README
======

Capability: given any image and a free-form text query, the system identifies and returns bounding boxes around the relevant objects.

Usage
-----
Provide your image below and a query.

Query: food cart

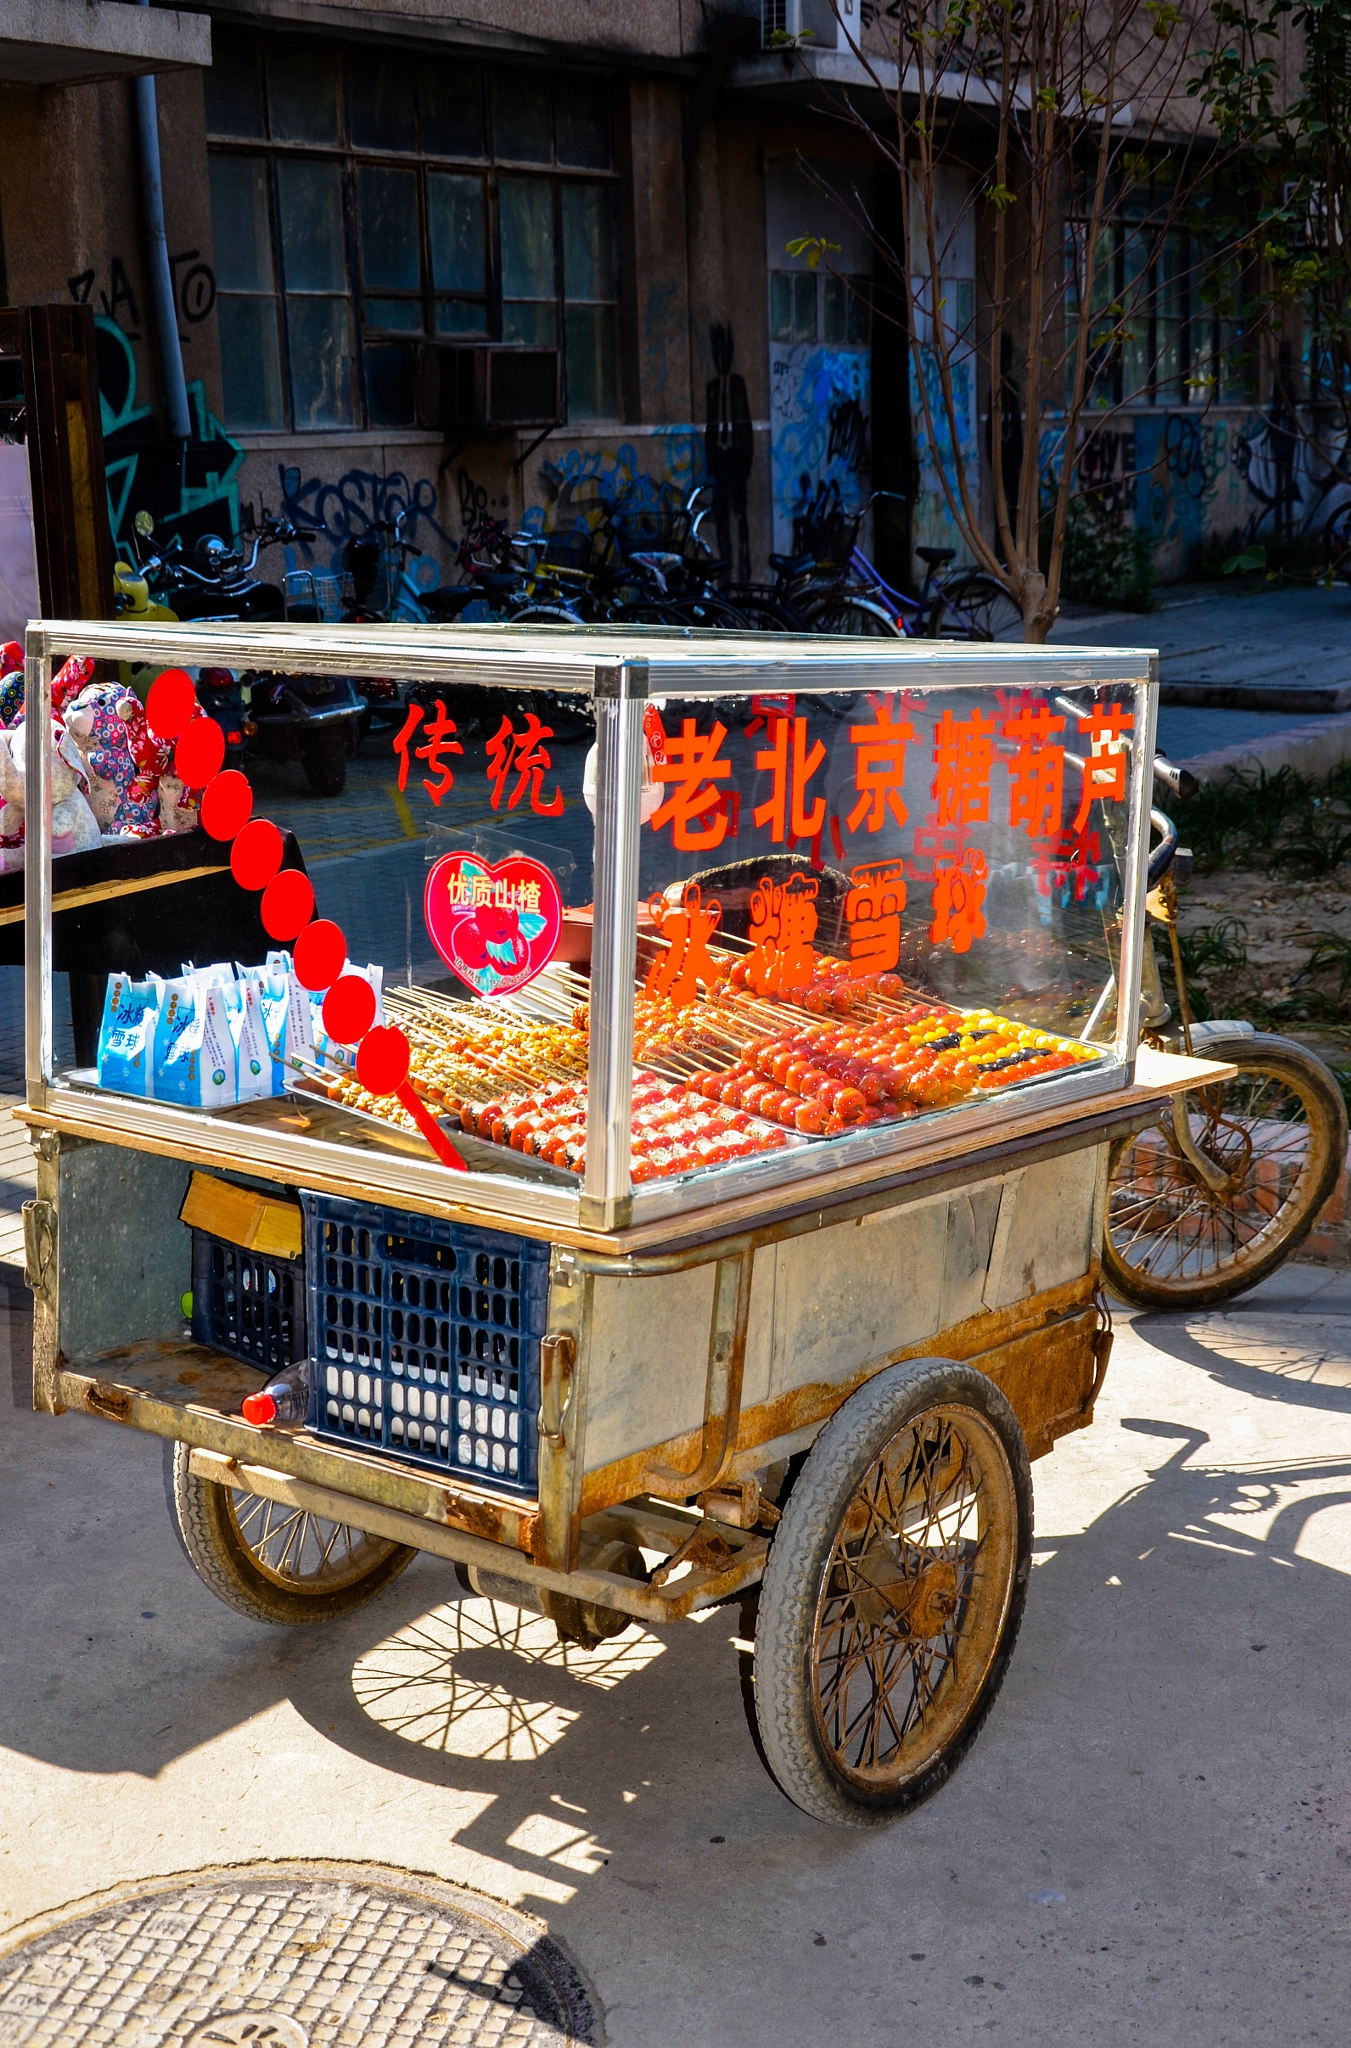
[19,619,1227,1828]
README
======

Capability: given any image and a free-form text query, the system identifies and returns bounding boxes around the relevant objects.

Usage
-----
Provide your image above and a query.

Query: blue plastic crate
[301,1193,550,1495]
[190,1231,306,1375]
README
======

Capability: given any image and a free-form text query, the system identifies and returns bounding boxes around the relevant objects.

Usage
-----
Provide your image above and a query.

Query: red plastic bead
[145,668,197,740]
[259,869,315,942]
[200,770,253,841]
[175,716,225,788]
[293,918,347,991]
[231,818,285,892]
[356,1025,411,1096]
[322,974,377,1046]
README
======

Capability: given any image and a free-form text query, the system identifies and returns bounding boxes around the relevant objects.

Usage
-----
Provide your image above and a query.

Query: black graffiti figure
[705,323,753,585]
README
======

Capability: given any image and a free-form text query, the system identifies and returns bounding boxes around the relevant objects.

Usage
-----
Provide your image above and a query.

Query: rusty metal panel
[582,1263,718,1472]
[938,1179,1003,1329]
[986,1148,1099,1308]
[768,1191,950,1400]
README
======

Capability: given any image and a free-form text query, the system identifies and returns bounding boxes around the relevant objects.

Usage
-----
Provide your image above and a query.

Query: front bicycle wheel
[802,594,904,637]
[935,573,1023,641]
[1102,1034,1347,1308]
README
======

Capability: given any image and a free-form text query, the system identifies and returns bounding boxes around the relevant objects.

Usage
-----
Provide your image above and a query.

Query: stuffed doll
[0,643,23,730]
[0,718,101,857]
[63,684,162,838]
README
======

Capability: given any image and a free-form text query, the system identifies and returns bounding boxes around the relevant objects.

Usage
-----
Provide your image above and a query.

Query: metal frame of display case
[23,618,1158,1241]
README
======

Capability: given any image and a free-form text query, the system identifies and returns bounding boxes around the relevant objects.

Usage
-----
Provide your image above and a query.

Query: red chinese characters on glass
[754,713,826,844]
[848,695,915,835]
[393,700,464,807]
[931,706,996,827]
[646,882,725,1008]
[930,850,989,954]
[649,717,734,851]
[845,860,907,978]
[1031,827,1103,903]
[1003,697,1066,840]
[486,713,565,817]
[746,872,821,996]
[1071,704,1134,831]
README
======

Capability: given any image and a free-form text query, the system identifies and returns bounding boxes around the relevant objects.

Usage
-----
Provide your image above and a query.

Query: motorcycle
[119,512,366,796]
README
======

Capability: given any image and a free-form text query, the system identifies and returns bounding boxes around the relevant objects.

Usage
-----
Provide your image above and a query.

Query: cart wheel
[1102,1033,1348,1309]
[751,1357,1031,1827]
[167,1443,416,1626]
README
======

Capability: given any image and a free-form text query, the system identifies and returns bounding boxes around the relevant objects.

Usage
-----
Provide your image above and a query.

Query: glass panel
[847,276,870,345]
[504,302,557,346]
[267,40,340,145]
[769,271,793,343]
[363,298,422,332]
[216,296,284,430]
[822,273,846,344]
[1120,228,1149,403]
[276,159,347,292]
[365,341,417,426]
[429,173,486,293]
[358,166,421,291]
[205,29,265,138]
[565,304,616,419]
[1157,231,1183,401]
[792,272,816,343]
[347,51,417,152]
[287,296,355,427]
[209,155,275,294]
[421,62,485,157]
[436,299,488,335]
[493,72,553,162]
[561,183,614,303]
[556,82,610,168]
[500,177,555,298]
[628,682,1136,1185]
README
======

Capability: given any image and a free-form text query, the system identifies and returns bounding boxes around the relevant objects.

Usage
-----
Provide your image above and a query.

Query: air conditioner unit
[417,345,563,432]
[762,0,840,49]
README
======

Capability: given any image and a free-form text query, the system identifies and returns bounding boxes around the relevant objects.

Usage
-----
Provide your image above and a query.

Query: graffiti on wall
[908,328,976,561]
[94,316,243,555]
[521,431,705,551]
[71,253,216,345]
[770,343,871,558]
[276,464,452,550]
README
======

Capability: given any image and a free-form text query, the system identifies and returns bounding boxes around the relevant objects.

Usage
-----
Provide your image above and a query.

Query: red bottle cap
[241,1391,278,1426]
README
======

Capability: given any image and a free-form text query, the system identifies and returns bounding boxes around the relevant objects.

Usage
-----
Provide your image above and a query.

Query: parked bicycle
[1098,747,1347,1307]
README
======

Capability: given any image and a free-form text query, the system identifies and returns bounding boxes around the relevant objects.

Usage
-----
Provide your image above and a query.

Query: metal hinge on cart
[22,1198,56,1307]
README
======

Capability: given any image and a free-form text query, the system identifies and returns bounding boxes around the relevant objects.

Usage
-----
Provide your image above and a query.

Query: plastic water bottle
[241,1360,308,1427]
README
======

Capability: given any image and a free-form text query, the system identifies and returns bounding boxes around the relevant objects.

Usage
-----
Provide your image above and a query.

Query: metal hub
[0,1861,598,2047]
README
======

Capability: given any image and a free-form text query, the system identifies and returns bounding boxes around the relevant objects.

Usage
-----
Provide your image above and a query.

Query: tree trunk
[1018,569,1056,643]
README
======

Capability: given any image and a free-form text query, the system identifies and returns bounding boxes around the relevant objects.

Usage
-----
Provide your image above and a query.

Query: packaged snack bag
[229,975,271,1102]
[200,978,240,1109]
[238,958,289,1093]
[311,961,384,1072]
[97,972,163,1096]
[154,977,205,1105]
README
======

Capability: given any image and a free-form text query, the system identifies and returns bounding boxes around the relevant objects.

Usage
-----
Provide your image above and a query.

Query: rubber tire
[167,1442,417,1626]
[1101,1032,1349,1310]
[300,726,347,796]
[933,573,1024,641]
[752,1356,1033,1828]
[801,594,904,637]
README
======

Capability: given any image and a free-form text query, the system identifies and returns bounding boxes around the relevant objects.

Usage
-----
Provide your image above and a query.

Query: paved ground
[1049,580,1351,761]
[2,1261,1349,2046]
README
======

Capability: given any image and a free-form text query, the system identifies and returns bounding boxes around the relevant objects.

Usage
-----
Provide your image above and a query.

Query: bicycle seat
[474,571,519,595]
[769,552,814,578]
[915,546,957,567]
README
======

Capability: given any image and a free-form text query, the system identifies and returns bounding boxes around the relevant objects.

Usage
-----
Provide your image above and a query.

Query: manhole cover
[0,1860,599,2047]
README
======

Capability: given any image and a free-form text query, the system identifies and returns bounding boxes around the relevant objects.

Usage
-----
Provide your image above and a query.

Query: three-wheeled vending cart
[20,620,1226,1826]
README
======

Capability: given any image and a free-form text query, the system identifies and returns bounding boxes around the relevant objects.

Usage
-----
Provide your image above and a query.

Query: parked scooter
[121,512,366,796]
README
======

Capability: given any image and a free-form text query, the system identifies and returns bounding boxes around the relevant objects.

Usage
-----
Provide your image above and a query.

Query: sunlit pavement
[2,1262,1350,2045]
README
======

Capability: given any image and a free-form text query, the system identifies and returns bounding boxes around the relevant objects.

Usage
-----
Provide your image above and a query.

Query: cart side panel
[985,1149,1101,1309]
[55,1138,191,1362]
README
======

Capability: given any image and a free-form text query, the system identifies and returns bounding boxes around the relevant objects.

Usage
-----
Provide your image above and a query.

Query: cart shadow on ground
[5,1274,1351,1913]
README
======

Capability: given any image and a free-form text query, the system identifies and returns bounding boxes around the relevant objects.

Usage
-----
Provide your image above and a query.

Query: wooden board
[179,1172,303,1259]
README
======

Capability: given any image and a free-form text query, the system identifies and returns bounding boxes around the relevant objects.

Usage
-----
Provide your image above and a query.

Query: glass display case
[23,622,1156,1234]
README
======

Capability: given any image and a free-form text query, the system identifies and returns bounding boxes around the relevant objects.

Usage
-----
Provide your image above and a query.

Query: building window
[205,31,620,432]
[1070,184,1254,410]
[768,270,870,346]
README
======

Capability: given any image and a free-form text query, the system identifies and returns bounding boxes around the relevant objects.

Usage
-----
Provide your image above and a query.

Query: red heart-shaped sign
[424,851,563,996]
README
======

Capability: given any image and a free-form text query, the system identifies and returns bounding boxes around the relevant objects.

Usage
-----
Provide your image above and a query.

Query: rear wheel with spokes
[934,573,1023,640]
[802,594,905,637]
[168,1442,416,1625]
[1102,1034,1347,1308]
[751,1357,1031,1826]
